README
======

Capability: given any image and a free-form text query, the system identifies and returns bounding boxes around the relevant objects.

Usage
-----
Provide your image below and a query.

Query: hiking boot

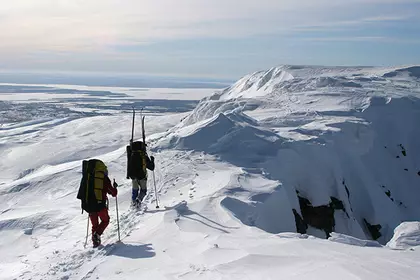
[92,232,101,248]
[135,198,141,208]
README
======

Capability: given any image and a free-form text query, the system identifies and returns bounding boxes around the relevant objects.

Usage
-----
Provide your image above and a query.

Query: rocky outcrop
[364,219,382,240]
[294,191,347,238]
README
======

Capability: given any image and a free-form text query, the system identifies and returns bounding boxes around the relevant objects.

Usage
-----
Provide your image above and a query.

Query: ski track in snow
[1,65,420,279]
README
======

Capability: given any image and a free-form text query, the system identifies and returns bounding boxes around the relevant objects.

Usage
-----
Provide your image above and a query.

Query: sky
[1,0,420,79]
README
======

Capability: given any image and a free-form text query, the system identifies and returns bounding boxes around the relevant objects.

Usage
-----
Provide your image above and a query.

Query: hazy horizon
[0,71,234,89]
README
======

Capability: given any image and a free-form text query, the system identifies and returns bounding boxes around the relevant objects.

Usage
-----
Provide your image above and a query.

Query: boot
[92,232,101,248]
[138,188,147,202]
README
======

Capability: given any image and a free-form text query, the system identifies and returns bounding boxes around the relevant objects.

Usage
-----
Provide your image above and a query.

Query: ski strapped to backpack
[77,159,108,213]
[141,108,145,144]
[126,108,148,180]
[126,107,160,208]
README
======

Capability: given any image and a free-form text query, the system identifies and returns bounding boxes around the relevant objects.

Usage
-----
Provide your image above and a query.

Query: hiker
[126,141,155,207]
[77,159,118,247]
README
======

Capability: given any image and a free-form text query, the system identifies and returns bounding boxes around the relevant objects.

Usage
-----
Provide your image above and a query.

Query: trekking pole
[152,170,160,209]
[113,179,121,242]
[84,214,89,248]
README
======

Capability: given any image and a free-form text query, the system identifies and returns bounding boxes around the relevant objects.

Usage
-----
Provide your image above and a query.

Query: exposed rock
[399,144,407,156]
[330,196,345,211]
[342,180,354,212]
[292,209,307,234]
[343,180,350,199]
[297,194,337,238]
[364,218,382,240]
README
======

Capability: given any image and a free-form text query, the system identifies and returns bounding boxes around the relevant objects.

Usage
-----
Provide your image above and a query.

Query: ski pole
[152,170,159,209]
[113,179,121,242]
[84,214,89,248]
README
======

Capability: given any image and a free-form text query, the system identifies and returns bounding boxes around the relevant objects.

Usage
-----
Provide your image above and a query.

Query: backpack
[77,159,108,213]
[127,141,147,180]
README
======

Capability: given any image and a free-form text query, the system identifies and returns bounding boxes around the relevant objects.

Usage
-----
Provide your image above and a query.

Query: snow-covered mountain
[158,65,420,243]
[214,65,420,101]
[1,66,420,279]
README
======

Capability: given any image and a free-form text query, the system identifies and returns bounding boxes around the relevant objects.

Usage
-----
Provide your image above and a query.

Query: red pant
[89,207,110,237]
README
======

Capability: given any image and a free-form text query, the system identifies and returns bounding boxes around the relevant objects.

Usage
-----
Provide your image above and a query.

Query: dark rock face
[293,185,385,241]
[329,197,344,211]
[294,193,345,238]
[342,180,354,212]
[363,219,382,240]
[292,209,307,234]
[303,205,334,238]
[399,144,407,156]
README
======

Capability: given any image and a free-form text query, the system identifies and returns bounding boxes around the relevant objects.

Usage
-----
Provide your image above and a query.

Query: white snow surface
[386,222,420,250]
[1,65,420,279]
[0,83,215,101]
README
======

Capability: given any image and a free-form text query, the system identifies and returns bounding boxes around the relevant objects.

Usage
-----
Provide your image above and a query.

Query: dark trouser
[132,179,147,202]
[89,207,109,238]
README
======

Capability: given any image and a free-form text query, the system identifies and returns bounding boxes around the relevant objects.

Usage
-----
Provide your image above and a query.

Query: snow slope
[1,67,420,279]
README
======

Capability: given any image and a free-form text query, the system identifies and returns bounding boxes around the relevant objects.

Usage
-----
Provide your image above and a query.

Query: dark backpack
[127,141,147,180]
[77,159,108,213]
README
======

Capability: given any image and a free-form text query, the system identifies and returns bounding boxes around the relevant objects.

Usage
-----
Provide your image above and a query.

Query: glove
[150,156,155,162]
[113,180,118,188]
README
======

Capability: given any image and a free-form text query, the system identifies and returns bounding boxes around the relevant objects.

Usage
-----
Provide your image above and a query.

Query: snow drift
[386,222,420,250]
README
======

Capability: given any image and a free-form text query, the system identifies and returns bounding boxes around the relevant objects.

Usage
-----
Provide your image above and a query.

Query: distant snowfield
[0,83,216,100]
[1,65,420,280]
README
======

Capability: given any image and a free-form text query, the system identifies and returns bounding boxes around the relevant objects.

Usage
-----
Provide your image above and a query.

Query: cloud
[300,36,420,44]
[302,36,389,42]
[1,0,418,54]
[0,0,419,76]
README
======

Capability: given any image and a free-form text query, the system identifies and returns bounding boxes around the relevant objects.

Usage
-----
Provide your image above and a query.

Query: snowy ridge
[381,66,420,79]
[155,65,420,244]
[212,66,294,100]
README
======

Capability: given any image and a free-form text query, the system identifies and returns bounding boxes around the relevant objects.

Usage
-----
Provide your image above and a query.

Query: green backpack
[77,159,108,213]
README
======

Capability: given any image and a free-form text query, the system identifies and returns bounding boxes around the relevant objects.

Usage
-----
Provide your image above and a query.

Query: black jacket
[126,145,155,179]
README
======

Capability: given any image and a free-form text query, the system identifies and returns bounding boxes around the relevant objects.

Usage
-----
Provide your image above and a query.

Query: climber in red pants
[77,159,118,248]
[88,172,117,247]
